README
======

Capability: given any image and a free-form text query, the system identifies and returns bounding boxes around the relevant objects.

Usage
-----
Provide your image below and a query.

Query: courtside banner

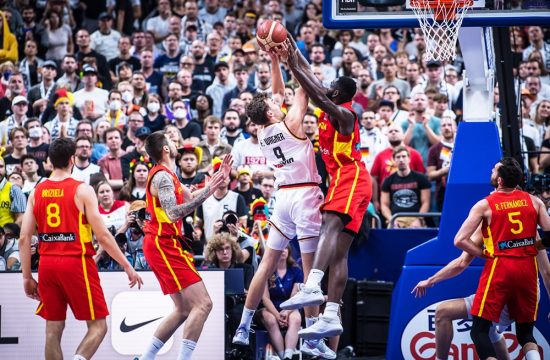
[0,271,224,359]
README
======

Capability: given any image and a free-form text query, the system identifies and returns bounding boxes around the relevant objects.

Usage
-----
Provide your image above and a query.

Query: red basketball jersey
[143,164,185,237]
[318,102,364,176]
[481,190,538,257]
[34,178,94,256]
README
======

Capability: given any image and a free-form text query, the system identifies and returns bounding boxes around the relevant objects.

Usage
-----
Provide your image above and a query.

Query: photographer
[213,210,258,271]
[114,200,149,270]
[0,223,21,271]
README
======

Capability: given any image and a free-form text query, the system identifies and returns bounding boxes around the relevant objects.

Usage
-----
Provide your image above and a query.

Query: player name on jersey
[494,199,529,211]
[260,133,285,146]
[41,189,65,197]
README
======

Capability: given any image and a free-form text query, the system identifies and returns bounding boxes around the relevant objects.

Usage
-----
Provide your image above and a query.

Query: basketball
[256,20,287,51]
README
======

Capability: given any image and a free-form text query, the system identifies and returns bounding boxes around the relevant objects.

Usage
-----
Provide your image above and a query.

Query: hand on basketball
[411,279,433,298]
[284,39,299,66]
[24,277,40,301]
[268,42,289,63]
[125,266,144,289]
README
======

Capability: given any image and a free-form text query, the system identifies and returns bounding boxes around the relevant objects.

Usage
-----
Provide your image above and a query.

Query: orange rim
[410,0,474,21]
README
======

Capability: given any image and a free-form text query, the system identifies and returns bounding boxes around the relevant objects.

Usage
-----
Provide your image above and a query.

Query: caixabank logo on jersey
[401,301,549,359]
[110,291,174,355]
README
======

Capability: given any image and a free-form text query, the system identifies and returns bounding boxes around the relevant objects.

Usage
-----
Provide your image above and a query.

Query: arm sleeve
[418,173,432,189]
[10,185,27,213]
[381,176,391,192]
[427,144,439,167]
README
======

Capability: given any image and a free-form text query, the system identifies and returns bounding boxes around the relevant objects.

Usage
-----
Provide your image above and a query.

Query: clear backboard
[324,0,550,29]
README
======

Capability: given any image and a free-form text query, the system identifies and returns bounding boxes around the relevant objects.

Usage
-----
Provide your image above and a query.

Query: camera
[218,211,239,233]
[525,173,550,195]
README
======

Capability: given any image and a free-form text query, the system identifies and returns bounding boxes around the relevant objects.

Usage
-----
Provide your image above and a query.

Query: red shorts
[471,256,538,323]
[322,163,372,234]
[143,234,202,295]
[36,255,108,321]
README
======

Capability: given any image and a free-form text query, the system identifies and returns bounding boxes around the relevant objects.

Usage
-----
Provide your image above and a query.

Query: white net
[410,0,474,61]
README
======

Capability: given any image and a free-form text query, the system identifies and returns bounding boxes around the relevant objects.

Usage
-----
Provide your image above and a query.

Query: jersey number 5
[508,211,523,235]
[46,203,61,228]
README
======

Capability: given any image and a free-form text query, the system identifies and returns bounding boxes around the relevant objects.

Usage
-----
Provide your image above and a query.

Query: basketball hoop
[410,0,474,61]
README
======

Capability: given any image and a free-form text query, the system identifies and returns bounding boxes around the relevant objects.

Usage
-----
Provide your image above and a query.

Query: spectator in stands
[172,99,202,145]
[130,72,148,107]
[260,175,277,216]
[523,26,550,70]
[525,76,547,109]
[7,172,23,188]
[74,65,109,121]
[0,11,18,65]
[164,124,186,149]
[71,136,101,185]
[45,89,79,140]
[0,72,25,121]
[180,0,212,42]
[25,118,48,171]
[109,36,141,83]
[4,127,28,175]
[90,12,121,62]
[145,0,172,42]
[19,39,44,91]
[177,145,206,187]
[119,161,149,202]
[221,108,246,146]
[0,223,20,271]
[121,126,150,181]
[405,61,422,89]
[20,155,44,198]
[96,180,129,234]
[251,61,272,95]
[432,93,450,119]
[144,93,168,132]
[231,118,271,183]
[98,127,125,192]
[360,110,389,171]
[257,244,303,360]
[427,113,457,212]
[27,60,57,117]
[139,49,164,96]
[154,33,182,80]
[0,156,26,227]
[122,108,145,151]
[222,64,255,115]
[198,116,233,171]
[402,92,441,163]
[0,96,28,146]
[56,54,83,93]
[381,146,431,228]
[75,29,112,90]
[382,85,409,125]
[234,166,263,207]
[413,60,458,105]
[369,55,411,100]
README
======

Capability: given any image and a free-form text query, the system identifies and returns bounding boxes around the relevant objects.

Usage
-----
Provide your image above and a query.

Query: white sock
[140,336,164,360]
[177,339,197,360]
[277,351,285,359]
[305,316,318,327]
[323,302,340,319]
[305,269,324,289]
[284,348,294,358]
[525,349,541,360]
[238,307,255,330]
[73,355,86,360]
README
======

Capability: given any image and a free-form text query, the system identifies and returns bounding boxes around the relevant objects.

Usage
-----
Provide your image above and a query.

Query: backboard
[324,0,550,29]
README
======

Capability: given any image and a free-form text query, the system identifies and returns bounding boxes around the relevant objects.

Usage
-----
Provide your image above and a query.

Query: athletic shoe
[301,339,336,359]
[280,284,325,310]
[298,315,343,340]
[232,326,250,346]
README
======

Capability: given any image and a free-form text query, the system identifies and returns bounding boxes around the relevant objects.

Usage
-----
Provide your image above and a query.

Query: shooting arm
[153,171,214,223]
[271,54,285,105]
[285,87,308,137]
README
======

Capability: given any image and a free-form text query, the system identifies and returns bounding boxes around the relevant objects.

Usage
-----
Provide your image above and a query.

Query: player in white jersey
[232,46,335,359]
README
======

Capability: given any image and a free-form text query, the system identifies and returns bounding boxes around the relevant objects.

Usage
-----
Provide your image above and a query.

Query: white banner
[0,271,225,359]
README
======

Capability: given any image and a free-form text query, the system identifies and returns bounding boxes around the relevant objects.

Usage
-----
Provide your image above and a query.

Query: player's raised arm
[20,191,40,300]
[284,34,355,135]
[268,45,286,106]
[78,184,143,289]
[454,200,488,258]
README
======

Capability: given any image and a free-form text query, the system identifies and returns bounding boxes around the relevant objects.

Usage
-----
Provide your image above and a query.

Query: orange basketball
[256,20,287,51]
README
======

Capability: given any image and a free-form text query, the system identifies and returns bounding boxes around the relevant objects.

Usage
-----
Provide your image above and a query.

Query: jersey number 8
[46,203,61,228]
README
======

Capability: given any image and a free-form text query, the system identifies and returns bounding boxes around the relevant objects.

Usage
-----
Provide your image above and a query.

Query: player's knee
[200,298,213,315]
[488,325,503,343]
[516,322,536,347]
[434,303,452,323]
[90,320,107,339]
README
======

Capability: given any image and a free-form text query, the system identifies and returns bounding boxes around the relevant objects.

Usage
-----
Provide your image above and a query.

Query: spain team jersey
[318,101,364,176]
[143,164,184,238]
[482,189,538,257]
[33,178,94,256]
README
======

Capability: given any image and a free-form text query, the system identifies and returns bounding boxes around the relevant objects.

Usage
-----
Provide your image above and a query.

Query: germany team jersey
[33,178,94,256]
[482,189,538,257]
[318,101,364,176]
[143,164,185,238]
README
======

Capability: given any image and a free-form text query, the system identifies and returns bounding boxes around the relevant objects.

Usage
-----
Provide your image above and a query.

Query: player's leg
[45,320,65,360]
[471,315,497,360]
[434,298,469,360]
[516,322,540,360]
[74,319,108,360]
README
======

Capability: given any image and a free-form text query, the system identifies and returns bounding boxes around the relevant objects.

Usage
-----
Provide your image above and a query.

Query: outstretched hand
[411,279,433,298]
[220,154,233,178]
[207,155,233,190]
[125,266,144,289]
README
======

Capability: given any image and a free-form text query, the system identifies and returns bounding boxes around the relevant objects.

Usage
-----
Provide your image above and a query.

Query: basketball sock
[305,269,324,289]
[284,348,294,359]
[524,349,541,360]
[73,355,87,360]
[277,350,285,359]
[305,316,318,327]
[140,336,164,360]
[239,307,255,330]
[177,339,197,360]
[323,302,340,319]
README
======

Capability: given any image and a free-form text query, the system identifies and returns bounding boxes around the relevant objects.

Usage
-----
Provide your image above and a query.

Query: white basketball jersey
[259,121,320,187]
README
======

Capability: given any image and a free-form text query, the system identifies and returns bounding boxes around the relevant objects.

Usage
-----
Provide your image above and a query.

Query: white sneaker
[232,326,250,346]
[301,339,336,359]
[315,339,337,359]
[280,284,325,310]
[298,315,343,340]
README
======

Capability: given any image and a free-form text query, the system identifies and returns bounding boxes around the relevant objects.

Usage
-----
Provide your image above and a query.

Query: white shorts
[267,185,324,253]
[464,294,513,332]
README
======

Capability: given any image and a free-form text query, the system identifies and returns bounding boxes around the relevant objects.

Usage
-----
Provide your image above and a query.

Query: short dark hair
[49,138,76,169]
[336,76,357,102]
[145,131,169,163]
[20,154,37,165]
[497,157,524,188]
[103,127,123,143]
[246,92,270,126]
[9,127,27,142]
[392,145,409,159]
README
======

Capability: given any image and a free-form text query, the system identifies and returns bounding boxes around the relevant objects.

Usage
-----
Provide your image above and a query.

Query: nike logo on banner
[120,317,162,332]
